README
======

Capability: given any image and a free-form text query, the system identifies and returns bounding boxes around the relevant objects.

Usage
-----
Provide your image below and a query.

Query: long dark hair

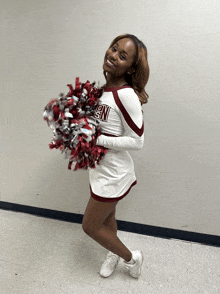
[104,34,150,105]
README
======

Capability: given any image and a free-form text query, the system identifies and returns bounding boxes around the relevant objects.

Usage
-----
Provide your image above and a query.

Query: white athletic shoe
[124,250,144,279]
[100,251,120,278]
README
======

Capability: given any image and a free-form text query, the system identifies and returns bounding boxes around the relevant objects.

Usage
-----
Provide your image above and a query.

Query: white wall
[1,0,220,235]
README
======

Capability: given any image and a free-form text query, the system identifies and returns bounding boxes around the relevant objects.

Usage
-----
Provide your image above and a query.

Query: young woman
[82,34,149,279]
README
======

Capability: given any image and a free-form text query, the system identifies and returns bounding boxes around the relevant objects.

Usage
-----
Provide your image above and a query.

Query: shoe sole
[128,251,144,279]
[138,251,144,277]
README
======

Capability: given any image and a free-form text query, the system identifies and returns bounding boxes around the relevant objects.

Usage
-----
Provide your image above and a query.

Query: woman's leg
[82,197,132,262]
[103,208,117,235]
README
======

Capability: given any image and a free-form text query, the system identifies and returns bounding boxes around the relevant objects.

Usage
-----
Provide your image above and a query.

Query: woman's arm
[96,133,144,150]
[96,89,144,151]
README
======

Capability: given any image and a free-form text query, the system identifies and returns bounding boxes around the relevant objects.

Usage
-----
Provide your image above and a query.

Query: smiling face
[103,38,136,79]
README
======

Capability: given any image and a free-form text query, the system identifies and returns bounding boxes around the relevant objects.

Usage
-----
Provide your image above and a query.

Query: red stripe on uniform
[101,132,117,137]
[90,180,137,202]
[103,85,131,92]
[112,90,144,137]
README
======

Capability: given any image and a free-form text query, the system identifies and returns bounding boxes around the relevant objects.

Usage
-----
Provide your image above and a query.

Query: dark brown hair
[104,34,150,105]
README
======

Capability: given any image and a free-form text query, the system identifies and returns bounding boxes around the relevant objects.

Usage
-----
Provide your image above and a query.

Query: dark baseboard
[1,201,219,247]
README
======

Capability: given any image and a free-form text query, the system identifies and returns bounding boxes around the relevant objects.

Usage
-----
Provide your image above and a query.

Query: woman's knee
[103,209,116,225]
[82,219,92,235]
[82,218,100,237]
[82,197,118,236]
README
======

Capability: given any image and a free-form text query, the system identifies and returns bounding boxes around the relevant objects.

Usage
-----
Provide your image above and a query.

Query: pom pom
[43,77,107,171]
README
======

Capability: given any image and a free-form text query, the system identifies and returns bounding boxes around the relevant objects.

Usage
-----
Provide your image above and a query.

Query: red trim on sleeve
[103,85,131,92]
[112,90,144,137]
[90,180,137,202]
[101,133,117,137]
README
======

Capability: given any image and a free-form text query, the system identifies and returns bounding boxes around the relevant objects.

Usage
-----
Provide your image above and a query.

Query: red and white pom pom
[43,77,107,171]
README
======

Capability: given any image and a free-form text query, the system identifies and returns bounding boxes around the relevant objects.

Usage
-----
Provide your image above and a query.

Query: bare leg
[103,208,117,235]
[82,197,132,262]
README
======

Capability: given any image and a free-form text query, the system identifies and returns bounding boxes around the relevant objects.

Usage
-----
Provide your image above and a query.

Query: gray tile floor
[1,210,220,294]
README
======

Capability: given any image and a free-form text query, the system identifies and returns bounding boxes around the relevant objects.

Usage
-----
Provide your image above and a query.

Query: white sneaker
[124,250,144,279]
[100,251,120,278]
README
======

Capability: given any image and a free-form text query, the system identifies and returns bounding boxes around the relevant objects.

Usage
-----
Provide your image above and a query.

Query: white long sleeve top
[95,85,144,150]
[89,85,144,201]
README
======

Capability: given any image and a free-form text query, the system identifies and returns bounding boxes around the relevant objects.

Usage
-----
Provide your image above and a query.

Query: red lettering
[94,104,110,122]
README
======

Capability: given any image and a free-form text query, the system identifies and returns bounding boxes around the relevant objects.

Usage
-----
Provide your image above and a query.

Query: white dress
[89,85,144,202]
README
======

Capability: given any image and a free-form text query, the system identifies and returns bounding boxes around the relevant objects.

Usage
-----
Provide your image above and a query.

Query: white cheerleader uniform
[89,85,144,202]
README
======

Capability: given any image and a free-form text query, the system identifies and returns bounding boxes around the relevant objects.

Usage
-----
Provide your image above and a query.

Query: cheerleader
[82,34,149,279]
